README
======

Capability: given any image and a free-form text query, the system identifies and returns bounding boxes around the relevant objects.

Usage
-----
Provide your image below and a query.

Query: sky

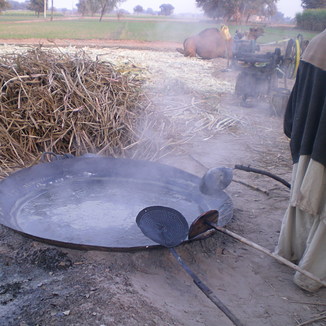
[36,0,304,18]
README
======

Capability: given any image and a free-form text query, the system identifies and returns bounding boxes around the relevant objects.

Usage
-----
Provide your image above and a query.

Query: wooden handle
[212,224,326,288]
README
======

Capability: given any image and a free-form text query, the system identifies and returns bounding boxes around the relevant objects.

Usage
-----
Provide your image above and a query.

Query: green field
[0,10,64,21]
[0,13,318,43]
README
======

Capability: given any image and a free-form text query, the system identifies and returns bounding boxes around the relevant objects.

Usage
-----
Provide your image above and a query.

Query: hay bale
[0,47,145,178]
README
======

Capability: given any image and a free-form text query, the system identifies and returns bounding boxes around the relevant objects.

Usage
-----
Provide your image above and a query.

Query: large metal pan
[0,156,233,251]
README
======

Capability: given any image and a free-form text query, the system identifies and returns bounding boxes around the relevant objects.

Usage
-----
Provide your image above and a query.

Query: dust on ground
[0,40,325,326]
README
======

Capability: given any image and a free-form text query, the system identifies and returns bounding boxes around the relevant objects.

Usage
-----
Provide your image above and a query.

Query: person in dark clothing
[275,29,326,292]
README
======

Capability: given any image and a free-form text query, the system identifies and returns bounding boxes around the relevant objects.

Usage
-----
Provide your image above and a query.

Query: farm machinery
[232,34,308,113]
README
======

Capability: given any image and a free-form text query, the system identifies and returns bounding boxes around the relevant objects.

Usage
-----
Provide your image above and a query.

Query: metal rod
[169,247,245,326]
[234,164,291,189]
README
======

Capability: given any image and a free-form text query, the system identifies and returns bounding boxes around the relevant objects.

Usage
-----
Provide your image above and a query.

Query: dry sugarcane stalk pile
[0,46,145,178]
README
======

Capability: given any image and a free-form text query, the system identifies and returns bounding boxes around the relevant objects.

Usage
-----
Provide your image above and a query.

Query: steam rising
[1,37,241,248]
[12,164,209,247]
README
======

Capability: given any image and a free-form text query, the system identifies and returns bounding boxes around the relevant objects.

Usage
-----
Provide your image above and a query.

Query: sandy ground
[0,40,325,326]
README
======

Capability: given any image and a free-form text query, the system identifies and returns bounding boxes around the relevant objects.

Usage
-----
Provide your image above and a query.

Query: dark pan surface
[0,157,233,250]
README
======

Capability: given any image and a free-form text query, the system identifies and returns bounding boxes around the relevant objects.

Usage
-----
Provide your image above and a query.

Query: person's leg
[275,206,314,262]
[294,218,326,292]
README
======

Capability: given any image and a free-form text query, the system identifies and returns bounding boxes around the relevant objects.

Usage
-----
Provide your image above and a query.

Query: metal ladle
[136,206,244,326]
[199,165,290,195]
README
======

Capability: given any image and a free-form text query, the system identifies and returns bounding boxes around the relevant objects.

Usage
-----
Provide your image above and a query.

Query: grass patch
[0,16,319,42]
[259,26,317,43]
[0,19,217,41]
[0,10,64,21]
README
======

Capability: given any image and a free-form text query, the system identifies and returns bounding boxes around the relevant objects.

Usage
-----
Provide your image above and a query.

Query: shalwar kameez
[275,29,326,292]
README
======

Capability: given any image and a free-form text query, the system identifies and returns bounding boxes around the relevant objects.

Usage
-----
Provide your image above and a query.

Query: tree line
[196,0,278,22]
[1,0,325,22]
[133,4,174,16]
[1,0,125,19]
[76,0,125,20]
[196,0,325,22]
[1,1,175,19]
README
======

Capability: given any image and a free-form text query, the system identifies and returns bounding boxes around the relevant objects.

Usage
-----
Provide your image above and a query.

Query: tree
[196,0,277,21]
[133,5,143,14]
[242,0,277,22]
[145,7,155,15]
[76,0,88,15]
[261,0,277,17]
[76,0,101,16]
[159,3,174,15]
[89,0,101,16]
[99,0,125,21]
[27,0,46,17]
[195,0,226,20]
[76,0,125,20]
[0,0,9,12]
[301,0,326,8]
[8,0,26,10]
